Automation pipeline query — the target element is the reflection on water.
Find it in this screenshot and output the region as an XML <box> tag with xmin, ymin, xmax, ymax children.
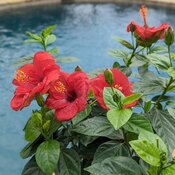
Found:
<box><xmin>0</xmin><ymin>3</ymin><xmax>175</xmax><ymax>174</ymax></box>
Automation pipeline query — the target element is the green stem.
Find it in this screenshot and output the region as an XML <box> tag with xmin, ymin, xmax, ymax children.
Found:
<box><xmin>126</xmin><ymin>45</ymin><xmax>138</xmax><ymax>67</ymax></box>
<box><xmin>110</xmin><ymin>86</ymin><xmax>115</xmax><ymax>95</ymax></box>
<box><xmin>42</xmin><ymin>38</ymin><xmax>47</xmax><ymax>51</ymax></box>
<box><xmin>134</xmin><ymin>47</ymin><xmax>145</xmax><ymax>55</ymax></box>
<box><xmin>168</xmin><ymin>45</ymin><xmax>172</xmax><ymax>67</ymax></box>
<box><xmin>154</xmin><ymin>77</ymin><xmax>173</xmax><ymax>108</ymax></box>
<box><xmin>131</xmin><ymin>32</ymin><xmax>134</xmax><ymax>48</ymax></box>
<box><xmin>89</xmin><ymin>99</ymin><xmax>97</xmax><ymax>106</ymax></box>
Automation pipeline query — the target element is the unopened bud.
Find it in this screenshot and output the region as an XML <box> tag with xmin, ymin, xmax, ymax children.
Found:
<box><xmin>104</xmin><ymin>69</ymin><xmax>114</xmax><ymax>86</ymax></box>
<box><xmin>75</xmin><ymin>65</ymin><xmax>82</xmax><ymax>71</ymax></box>
<box><xmin>36</xmin><ymin>94</ymin><xmax>45</xmax><ymax>107</ymax></box>
<box><xmin>165</xmin><ymin>26</ymin><xmax>174</xmax><ymax>46</ymax></box>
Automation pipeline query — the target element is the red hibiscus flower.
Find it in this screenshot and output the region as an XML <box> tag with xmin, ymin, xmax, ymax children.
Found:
<box><xmin>90</xmin><ymin>68</ymin><xmax>136</xmax><ymax>110</ymax></box>
<box><xmin>11</xmin><ymin>52</ymin><xmax>60</xmax><ymax>111</ymax></box>
<box><xmin>46</xmin><ymin>71</ymin><xmax>89</xmax><ymax>121</ymax></box>
<box><xmin>127</xmin><ymin>5</ymin><xmax>169</xmax><ymax>46</ymax></box>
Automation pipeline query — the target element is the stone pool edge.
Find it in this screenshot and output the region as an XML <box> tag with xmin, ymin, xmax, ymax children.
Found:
<box><xmin>1</xmin><ymin>0</ymin><xmax>175</xmax><ymax>11</ymax></box>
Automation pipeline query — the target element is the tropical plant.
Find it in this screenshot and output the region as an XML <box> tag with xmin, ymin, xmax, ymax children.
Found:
<box><xmin>11</xmin><ymin>5</ymin><xmax>175</xmax><ymax>175</ymax></box>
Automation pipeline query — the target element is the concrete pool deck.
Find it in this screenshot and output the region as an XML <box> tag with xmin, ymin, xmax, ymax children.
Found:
<box><xmin>0</xmin><ymin>0</ymin><xmax>175</xmax><ymax>11</ymax></box>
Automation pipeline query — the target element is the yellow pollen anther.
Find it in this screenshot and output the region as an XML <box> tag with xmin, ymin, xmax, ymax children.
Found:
<box><xmin>15</xmin><ymin>70</ymin><xmax>28</xmax><ymax>83</ymax></box>
<box><xmin>114</xmin><ymin>84</ymin><xmax>123</xmax><ymax>91</ymax></box>
<box><xmin>54</xmin><ymin>81</ymin><xmax>66</xmax><ymax>93</ymax></box>
<box><xmin>139</xmin><ymin>5</ymin><xmax>148</xmax><ymax>27</ymax></box>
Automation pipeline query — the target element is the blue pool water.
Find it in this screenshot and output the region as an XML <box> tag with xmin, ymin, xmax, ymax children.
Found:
<box><xmin>0</xmin><ymin>3</ymin><xmax>175</xmax><ymax>174</ymax></box>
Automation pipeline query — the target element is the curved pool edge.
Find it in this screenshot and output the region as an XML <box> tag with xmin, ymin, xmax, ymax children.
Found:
<box><xmin>1</xmin><ymin>0</ymin><xmax>175</xmax><ymax>11</ymax></box>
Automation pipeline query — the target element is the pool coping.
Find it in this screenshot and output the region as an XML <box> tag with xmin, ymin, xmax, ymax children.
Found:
<box><xmin>1</xmin><ymin>0</ymin><xmax>175</xmax><ymax>11</ymax></box>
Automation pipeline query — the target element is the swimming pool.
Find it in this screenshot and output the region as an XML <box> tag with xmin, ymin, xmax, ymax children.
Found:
<box><xmin>0</xmin><ymin>3</ymin><xmax>175</xmax><ymax>174</ymax></box>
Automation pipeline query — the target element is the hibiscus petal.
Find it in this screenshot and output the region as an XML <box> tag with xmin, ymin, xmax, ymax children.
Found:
<box><xmin>12</xmin><ymin>64</ymin><xmax>37</xmax><ymax>86</ymax></box>
<box><xmin>10</xmin><ymin>93</ymin><xmax>30</xmax><ymax>111</ymax></box>
<box><xmin>55</xmin><ymin>102</ymin><xmax>78</xmax><ymax>121</ymax></box>
<box><xmin>33</xmin><ymin>52</ymin><xmax>56</xmax><ymax>75</ymax></box>
<box><xmin>67</xmin><ymin>71</ymin><xmax>89</xmax><ymax>97</ymax></box>
<box><xmin>46</xmin><ymin>96</ymin><xmax>69</xmax><ymax>109</ymax></box>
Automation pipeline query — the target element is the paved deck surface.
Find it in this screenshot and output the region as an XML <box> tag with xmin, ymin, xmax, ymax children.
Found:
<box><xmin>0</xmin><ymin>0</ymin><xmax>175</xmax><ymax>10</ymax></box>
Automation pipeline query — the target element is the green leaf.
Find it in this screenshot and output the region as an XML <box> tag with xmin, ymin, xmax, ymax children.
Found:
<box><xmin>12</xmin><ymin>55</ymin><xmax>33</xmax><ymax>67</ymax></box>
<box><xmin>134</xmin><ymin>72</ymin><xmax>165</xmax><ymax>95</ymax></box>
<box><xmin>24</xmin><ymin>39</ymin><xmax>40</xmax><ymax>44</ymax></box>
<box><xmin>122</xmin><ymin>93</ymin><xmax>142</xmax><ymax>106</ymax></box>
<box><xmin>139</xmin><ymin>130</ymin><xmax>168</xmax><ymax>155</ymax></box>
<box><xmin>130</xmin><ymin>56</ymin><xmax>146</xmax><ymax>67</ymax></box>
<box><xmin>148</xmin><ymin>109</ymin><xmax>175</xmax><ymax>153</ymax></box>
<box><xmin>172</xmin><ymin>53</ymin><xmax>175</xmax><ymax>61</ymax></box>
<box><xmin>138</xmin><ymin>63</ymin><xmax>148</xmax><ymax>77</ymax></box>
<box><xmin>36</xmin><ymin>140</ymin><xmax>60</xmax><ymax>175</ymax></box>
<box><xmin>72</xmin><ymin>116</ymin><xmax>115</xmax><ymax>137</ymax></box>
<box><xmin>72</xmin><ymin>105</ymin><xmax>91</xmax><ymax>125</ymax></box>
<box><xmin>149</xmin><ymin>45</ymin><xmax>166</xmax><ymax>53</ymax></box>
<box><xmin>144</xmin><ymin>101</ymin><xmax>152</xmax><ymax>113</ymax></box>
<box><xmin>123</xmin><ymin>114</ymin><xmax>153</xmax><ymax>134</ymax></box>
<box><xmin>130</xmin><ymin>140</ymin><xmax>162</xmax><ymax>166</ymax></box>
<box><xmin>103</xmin><ymin>87</ymin><xmax>125</xmax><ymax>109</ymax></box>
<box><xmin>22</xmin><ymin>157</ymin><xmax>44</xmax><ymax>175</ymax></box>
<box><xmin>167</xmin><ymin>67</ymin><xmax>175</xmax><ymax>79</ymax></box>
<box><xmin>107</xmin><ymin>108</ymin><xmax>132</xmax><ymax>130</ymax></box>
<box><xmin>147</xmin><ymin>166</ymin><xmax>160</xmax><ymax>175</ymax></box>
<box><xmin>119</xmin><ymin>66</ymin><xmax>132</xmax><ymax>77</ymax></box>
<box><xmin>42</xmin><ymin>25</ymin><xmax>56</xmax><ymax>38</ymax></box>
<box><xmin>115</xmin><ymin>37</ymin><xmax>134</xmax><ymax>49</ymax></box>
<box><xmin>167</xmin><ymin>108</ymin><xmax>175</xmax><ymax>119</ymax></box>
<box><xmin>167</xmin><ymin>84</ymin><xmax>175</xmax><ymax>92</ymax></box>
<box><xmin>25</xmin><ymin>32</ymin><xmax>42</xmax><ymax>42</ymax></box>
<box><xmin>146</xmin><ymin>54</ymin><xmax>171</xmax><ymax>71</ymax></box>
<box><xmin>48</xmin><ymin>48</ymin><xmax>59</xmax><ymax>55</ymax></box>
<box><xmin>85</xmin><ymin>156</ymin><xmax>143</xmax><ymax>175</ymax></box>
<box><xmin>57</xmin><ymin>148</ymin><xmax>81</xmax><ymax>175</ymax></box>
<box><xmin>56</xmin><ymin>57</ymin><xmax>79</xmax><ymax>63</ymax></box>
<box><xmin>162</xmin><ymin>164</ymin><xmax>175</xmax><ymax>175</ymax></box>
<box><xmin>109</xmin><ymin>49</ymin><xmax>128</xmax><ymax>59</ymax></box>
<box><xmin>88</xmin><ymin>69</ymin><xmax>104</xmax><ymax>79</ymax></box>
<box><xmin>45</xmin><ymin>34</ymin><xmax>56</xmax><ymax>46</ymax></box>
<box><xmin>79</xmin><ymin>135</ymin><xmax>98</xmax><ymax>146</ymax></box>
<box><xmin>92</xmin><ymin>141</ymin><xmax>129</xmax><ymax>164</ymax></box>
<box><xmin>25</xmin><ymin>112</ymin><xmax>42</xmax><ymax>142</ymax></box>
<box><xmin>20</xmin><ymin>136</ymin><xmax>42</xmax><ymax>159</ymax></box>
<box><xmin>42</xmin><ymin>120</ymin><xmax>51</xmax><ymax>132</ymax></box>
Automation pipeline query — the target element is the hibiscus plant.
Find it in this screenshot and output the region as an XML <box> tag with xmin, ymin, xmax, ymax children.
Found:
<box><xmin>11</xmin><ymin>5</ymin><xmax>175</xmax><ymax>175</ymax></box>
